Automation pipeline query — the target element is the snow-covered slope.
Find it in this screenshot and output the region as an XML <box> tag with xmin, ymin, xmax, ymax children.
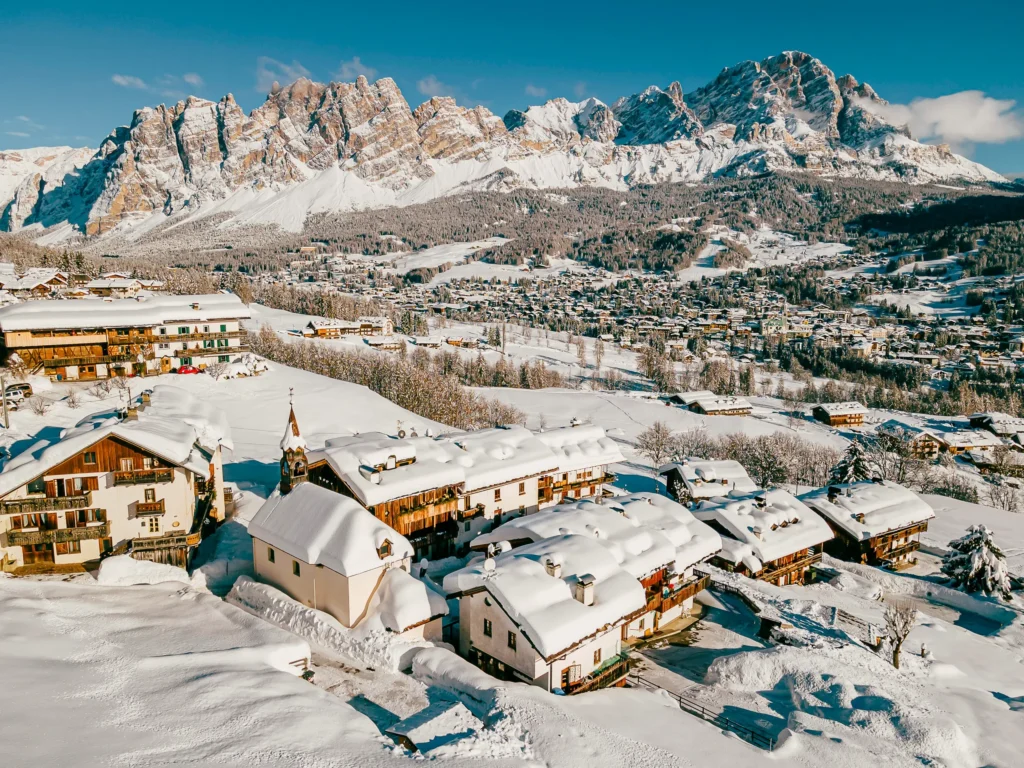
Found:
<box><xmin>1</xmin><ymin>51</ymin><xmax>1004</xmax><ymax>238</ymax></box>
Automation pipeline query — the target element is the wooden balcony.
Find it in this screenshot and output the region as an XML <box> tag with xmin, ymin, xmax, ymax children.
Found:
<box><xmin>7</xmin><ymin>521</ymin><xmax>109</xmax><ymax>546</ymax></box>
<box><xmin>135</xmin><ymin>500</ymin><xmax>165</xmax><ymax>516</ymax></box>
<box><xmin>659</xmin><ymin>573</ymin><xmax>711</xmax><ymax>613</ymax></box>
<box><xmin>113</xmin><ymin>468</ymin><xmax>174</xmax><ymax>486</ymax></box>
<box><xmin>2</xmin><ymin>492</ymin><xmax>91</xmax><ymax>515</ymax></box>
<box><xmin>130</xmin><ymin>530</ymin><xmax>201</xmax><ymax>552</ymax></box>
<box><xmin>42</xmin><ymin>354</ymin><xmax>136</xmax><ymax>369</ymax></box>
<box><xmin>566</xmin><ymin>653</ymin><xmax>631</xmax><ymax>695</ymax></box>
<box><xmin>757</xmin><ymin>549</ymin><xmax>822</xmax><ymax>584</ymax></box>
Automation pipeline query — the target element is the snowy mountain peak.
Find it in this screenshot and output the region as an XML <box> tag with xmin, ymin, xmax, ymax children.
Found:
<box><xmin>0</xmin><ymin>51</ymin><xmax>1006</xmax><ymax>239</ymax></box>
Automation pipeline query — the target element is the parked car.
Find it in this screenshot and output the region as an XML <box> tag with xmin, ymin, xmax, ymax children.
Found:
<box><xmin>5</xmin><ymin>382</ymin><xmax>32</xmax><ymax>398</ymax></box>
<box><xmin>4</xmin><ymin>389</ymin><xmax>26</xmax><ymax>407</ymax></box>
<box><xmin>176</xmin><ymin>365</ymin><xmax>201</xmax><ymax>374</ymax></box>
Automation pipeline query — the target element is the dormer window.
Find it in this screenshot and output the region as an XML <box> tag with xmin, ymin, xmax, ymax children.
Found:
<box><xmin>377</xmin><ymin>539</ymin><xmax>393</xmax><ymax>559</ymax></box>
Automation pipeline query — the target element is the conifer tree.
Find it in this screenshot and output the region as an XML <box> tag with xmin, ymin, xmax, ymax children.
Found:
<box><xmin>941</xmin><ymin>525</ymin><xmax>1013</xmax><ymax>600</ymax></box>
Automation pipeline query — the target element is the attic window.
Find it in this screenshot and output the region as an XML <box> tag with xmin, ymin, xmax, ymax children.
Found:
<box><xmin>377</xmin><ymin>539</ymin><xmax>393</xmax><ymax>559</ymax></box>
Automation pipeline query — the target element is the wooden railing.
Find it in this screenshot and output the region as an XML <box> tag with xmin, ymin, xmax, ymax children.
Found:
<box><xmin>629</xmin><ymin>673</ymin><xmax>775</xmax><ymax>751</ymax></box>
<box><xmin>660</xmin><ymin>573</ymin><xmax>711</xmax><ymax>613</ymax></box>
<box><xmin>135</xmin><ymin>500</ymin><xmax>165</xmax><ymax>515</ymax></box>
<box><xmin>2</xmin><ymin>492</ymin><xmax>91</xmax><ymax>515</ymax></box>
<box><xmin>567</xmin><ymin>653</ymin><xmax>631</xmax><ymax>694</ymax></box>
<box><xmin>113</xmin><ymin>468</ymin><xmax>174</xmax><ymax>486</ymax></box>
<box><xmin>42</xmin><ymin>354</ymin><xmax>136</xmax><ymax>368</ymax></box>
<box><xmin>7</xmin><ymin>522</ymin><xmax>109</xmax><ymax>546</ymax></box>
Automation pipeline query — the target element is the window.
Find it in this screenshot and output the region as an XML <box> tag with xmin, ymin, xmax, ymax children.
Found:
<box><xmin>143</xmin><ymin>458</ymin><xmax>153</xmax><ymax>470</ymax></box>
<box><xmin>268</xmin><ymin>547</ymin><xmax>275</xmax><ymax>563</ymax></box>
<box><xmin>464</xmin><ymin>521</ymin><xmax>471</xmax><ymax>531</ymax></box>
<box><xmin>518</xmin><ymin>482</ymin><xmax>525</xmax><ymax>496</ymax></box>
<box><xmin>203</xmin><ymin>325</ymin><xmax>210</xmax><ymax>333</ymax></box>
<box><xmin>507</xmin><ymin>631</ymin><xmax>517</xmax><ymax>651</ymax></box>
<box><xmin>639</xmin><ymin>618</ymin><xmax>645</xmax><ymax>630</ymax></box>
<box><xmin>292</xmin><ymin>560</ymin><xmax>301</xmax><ymax>577</ymax></box>
<box><xmin>55</xmin><ymin>541</ymin><xmax>81</xmax><ymax>556</ymax></box>
<box><xmin>483</xmin><ymin>618</ymin><xmax>492</xmax><ymax>637</ymax></box>
<box><xmin>159</xmin><ymin>343</ymin><xmax>169</xmax><ymax>350</ymax></box>
<box><xmin>220</xmin><ymin>324</ymin><xmax>227</xmax><ymax>332</ymax></box>
<box><xmin>593</xmin><ymin>648</ymin><xmax>602</xmax><ymax>665</ymax></box>
<box><xmin>178</xmin><ymin>326</ymin><xmax>189</xmax><ymax>335</ymax></box>
<box><xmin>120</xmin><ymin>458</ymin><xmax>133</xmax><ymax>472</ymax></box>
<box><xmin>144</xmin><ymin>488</ymin><xmax>156</xmax><ymax>502</ymax></box>
<box><xmin>147</xmin><ymin>518</ymin><xmax>160</xmax><ymax>533</ymax></box>
<box><xmin>218</xmin><ymin>355</ymin><xmax>230</xmax><ymax>363</ymax></box>
<box><xmin>494</xmin><ymin>488</ymin><xmax>501</xmax><ymax>502</ymax></box>
<box><xmin>27</xmin><ymin>478</ymin><xmax>45</xmax><ymax>494</ymax></box>
<box><xmin>83</xmin><ymin>451</ymin><xmax>97</xmax><ymax>465</ymax></box>
<box><xmin>159</xmin><ymin>328</ymin><xmax>167</xmax><ymax>335</ymax></box>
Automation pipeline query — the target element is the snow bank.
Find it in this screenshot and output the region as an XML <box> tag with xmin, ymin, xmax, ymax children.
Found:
<box><xmin>95</xmin><ymin>555</ymin><xmax>191</xmax><ymax>586</ymax></box>
<box><xmin>705</xmin><ymin>643</ymin><xmax>980</xmax><ymax>767</ymax></box>
<box><xmin>409</xmin><ymin>646</ymin><xmax>504</xmax><ymax>712</ymax></box>
<box><xmin>226</xmin><ymin>576</ymin><xmax>438</xmax><ymax>671</ymax></box>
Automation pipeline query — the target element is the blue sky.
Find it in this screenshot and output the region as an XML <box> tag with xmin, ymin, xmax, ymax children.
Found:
<box><xmin>3</xmin><ymin>1</ymin><xmax>1022</xmax><ymax>175</ymax></box>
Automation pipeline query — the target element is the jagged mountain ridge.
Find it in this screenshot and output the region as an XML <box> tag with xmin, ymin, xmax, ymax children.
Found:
<box><xmin>0</xmin><ymin>51</ymin><xmax>1004</xmax><ymax>238</ymax></box>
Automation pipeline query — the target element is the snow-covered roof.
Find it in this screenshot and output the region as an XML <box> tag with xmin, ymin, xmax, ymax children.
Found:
<box><xmin>535</xmin><ymin>424</ymin><xmax>623</xmax><ymax>473</ymax></box>
<box><xmin>442</xmin><ymin>426</ymin><xmax>558</xmax><ymax>492</ymax></box>
<box><xmin>248</xmin><ymin>483</ymin><xmax>412</xmax><ymax>577</ymax></box>
<box><xmin>800</xmin><ymin>480</ymin><xmax>934</xmax><ymax>540</ymax></box>
<box><xmin>471</xmin><ymin>492</ymin><xmax>721</xmax><ymax>576</ymax></box>
<box><xmin>306</xmin><ymin>318</ymin><xmax>360</xmax><ymax>329</ymax></box>
<box><xmin>0</xmin><ymin>293</ymin><xmax>249</xmax><ymax>331</ymax></box>
<box><xmin>660</xmin><ymin>459</ymin><xmax>759</xmax><ymax>500</ymax></box>
<box><xmin>308</xmin><ymin>433</ymin><xmax>464</xmax><ymax>508</ymax></box>
<box><xmin>369</xmin><ymin>567</ymin><xmax>449</xmax><ymax>633</ymax></box>
<box><xmin>814</xmin><ymin>401</ymin><xmax>868</xmax><ymax>416</ymax></box>
<box><xmin>689</xmin><ymin>395</ymin><xmax>752</xmax><ymax>413</ymax></box>
<box><xmin>385</xmin><ymin>700</ymin><xmax>481</xmax><ymax>752</ymax></box>
<box><xmin>693</xmin><ymin>488</ymin><xmax>833</xmax><ymax>571</ymax></box>
<box><xmin>280</xmin><ymin>407</ymin><xmax>306</xmax><ymax>452</ymax></box>
<box><xmin>0</xmin><ymin>385</ymin><xmax>230</xmax><ymax>498</ymax></box>
<box><xmin>443</xmin><ymin>533</ymin><xmax>645</xmax><ymax>659</ymax></box>
<box><xmin>674</xmin><ymin>390</ymin><xmax>717</xmax><ymax>406</ymax></box>
<box><xmin>937</xmin><ymin>429</ymin><xmax>1003</xmax><ymax>450</ymax></box>
<box><xmin>85</xmin><ymin>278</ymin><xmax>141</xmax><ymax>289</ymax></box>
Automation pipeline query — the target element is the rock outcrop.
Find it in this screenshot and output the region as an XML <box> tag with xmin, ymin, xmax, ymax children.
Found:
<box><xmin>0</xmin><ymin>51</ymin><xmax>1004</xmax><ymax>237</ymax></box>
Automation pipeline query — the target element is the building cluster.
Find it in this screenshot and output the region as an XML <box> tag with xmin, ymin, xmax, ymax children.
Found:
<box><xmin>266</xmin><ymin>251</ymin><xmax>1024</xmax><ymax>382</ymax></box>
<box><xmin>0</xmin><ymin>265</ymin><xmax>164</xmax><ymax>300</ymax></box>
<box><xmin>0</xmin><ymin>293</ymin><xmax>250</xmax><ymax>380</ymax></box>
<box><xmin>660</xmin><ymin>457</ymin><xmax>935</xmax><ymax>582</ymax></box>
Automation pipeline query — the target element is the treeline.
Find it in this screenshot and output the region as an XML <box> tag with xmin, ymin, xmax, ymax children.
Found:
<box><xmin>247</xmin><ymin>326</ymin><xmax>527</xmax><ymax>431</ymax></box>
<box><xmin>248</xmin><ymin>282</ymin><xmax>384</xmax><ymax>321</ymax></box>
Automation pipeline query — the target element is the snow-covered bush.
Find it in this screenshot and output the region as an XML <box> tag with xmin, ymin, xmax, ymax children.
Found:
<box><xmin>941</xmin><ymin>525</ymin><xmax>1013</xmax><ymax>600</ymax></box>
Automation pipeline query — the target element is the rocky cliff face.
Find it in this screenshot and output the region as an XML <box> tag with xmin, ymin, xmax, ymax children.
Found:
<box><xmin>0</xmin><ymin>51</ymin><xmax>1004</xmax><ymax>237</ymax></box>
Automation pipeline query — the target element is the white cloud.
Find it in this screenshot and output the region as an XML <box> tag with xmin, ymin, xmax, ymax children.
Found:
<box><xmin>417</xmin><ymin>75</ymin><xmax>455</xmax><ymax>98</ymax></box>
<box><xmin>6</xmin><ymin>131</ymin><xmax>30</xmax><ymax>138</ymax></box>
<box><xmin>256</xmin><ymin>57</ymin><xmax>311</xmax><ymax>92</ymax></box>
<box><xmin>573</xmin><ymin>82</ymin><xmax>588</xmax><ymax>99</ymax></box>
<box><xmin>335</xmin><ymin>56</ymin><xmax>377</xmax><ymax>81</ymax></box>
<box><xmin>525</xmin><ymin>84</ymin><xmax>547</xmax><ymax>98</ymax></box>
<box><xmin>183</xmin><ymin>73</ymin><xmax>204</xmax><ymax>87</ymax></box>
<box><xmin>859</xmin><ymin>91</ymin><xmax>1024</xmax><ymax>149</ymax></box>
<box><xmin>112</xmin><ymin>74</ymin><xmax>148</xmax><ymax>89</ymax></box>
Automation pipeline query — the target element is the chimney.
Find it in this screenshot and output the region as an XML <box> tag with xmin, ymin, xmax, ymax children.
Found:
<box><xmin>545</xmin><ymin>559</ymin><xmax>562</xmax><ymax>579</ymax></box>
<box><xmin>754</xmin><ymin>492</ymin><xmax>767</xmax><ymax>509</ymax></box>
<box><xmin>191</xmin><ymin>302</ymin><xmax>200</xmax><ymax>310</ymax></box>
<box><xmin>854</xmin><ymin>512</ymin><xmax>866</xmax><ymax>523</ymax></box>
<box><xmin>141</xmin><ymin>391</ymin><xmax>151</xmax><ymax>405</ymax></box>
<box><xmin>124</xmin><ymin>406</ymin><xmax>139</xmax><ymax>421</ymax></box>
<box><xmin>574</xmin><ymin>575</ymin><xmax>595</xmax><ymax>606</ymax></box>
<box><xmin>827</xmin><ymin>485</ymin><xmax>841</xmax><ymax>502</ymax></box>
<box><xmin>752</xmin><ymin>526</ymin><xmax>763</xmax><ymax>540</ymax></box>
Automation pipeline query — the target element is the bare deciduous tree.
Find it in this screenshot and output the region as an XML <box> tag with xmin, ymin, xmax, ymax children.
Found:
<box><xmin>64</xmin><ymin>388</ymin><xmax>81</xmax><ymax>409</ymax></box>
<box><xmin>636</xmin><ymin>421</ymin><xmax>675</xmax><ymax>468</ymax></box>
<box><xmin>884</xmin><ymin>599</ymin><xmax>917</xmax><ymax>669</ymax></box>
<box><xmin>28</xmin><ymin>396</ymin><xmax>50</xmax><ymax>416</ymax></box>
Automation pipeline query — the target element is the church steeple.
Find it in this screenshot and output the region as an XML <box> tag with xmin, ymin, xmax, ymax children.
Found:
<box><xmin>280</xmin><ymin>389</ymin><xmax>308</xmax><ymax>494</ymax></box>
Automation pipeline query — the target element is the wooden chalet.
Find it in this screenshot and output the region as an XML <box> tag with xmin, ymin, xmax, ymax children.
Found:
<box><xmin>801</xmin><ymin>481</ymin><xmax>935</xmax><ymax>570</ymax></box>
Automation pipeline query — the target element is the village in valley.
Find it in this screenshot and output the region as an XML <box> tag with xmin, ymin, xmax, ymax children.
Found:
<box><xmin>0</xmin><ymin>233</ymin><xmax>1022</xmax><ymax>768</ymax></box>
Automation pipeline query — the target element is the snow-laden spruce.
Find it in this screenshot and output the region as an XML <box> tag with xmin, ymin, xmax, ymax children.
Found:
<box><xmin>829</xmin><ymin>439</ymin><xmax>872</xmax><ymax>485</ymax></box>
<box><xmin>940</xmin><ymin>525</ymin><xmax>1014</xmax><ymax>600</ymax></box>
